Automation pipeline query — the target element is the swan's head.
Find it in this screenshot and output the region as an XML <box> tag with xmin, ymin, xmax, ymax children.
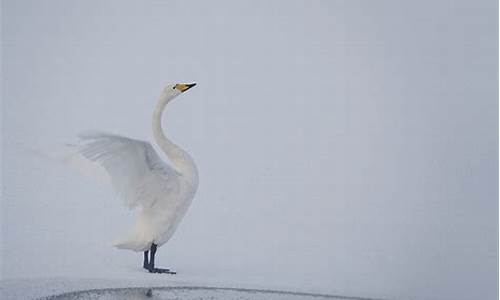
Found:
<box><xmin>162</xmin><ymin>83</ymin><xmax>197</xmax><ymax>101</ymax></box>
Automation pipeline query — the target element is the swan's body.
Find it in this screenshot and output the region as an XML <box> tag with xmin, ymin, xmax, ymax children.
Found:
<box><xmin>75</xmin><ymin>83</ymin><xmax>198</xmax><ymax>273</ymax></box>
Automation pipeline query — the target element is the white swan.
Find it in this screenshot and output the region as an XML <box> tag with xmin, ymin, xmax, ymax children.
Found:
<box><xmin>75</xmin><ymin>83</ymin><xmax>198</xmax><ymax>274</ymax></box>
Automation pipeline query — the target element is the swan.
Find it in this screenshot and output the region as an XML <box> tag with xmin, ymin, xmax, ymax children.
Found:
<box><xmin>75</xmin><ymin>83</ymin><xmax>198</xmax><ymax>274</ymax></box>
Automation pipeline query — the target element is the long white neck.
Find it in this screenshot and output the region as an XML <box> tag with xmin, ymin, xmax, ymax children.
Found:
<box><xmin>152</xmin><ymin>92</ymin><xmax>198</xmax><ymax>187</ymax></box>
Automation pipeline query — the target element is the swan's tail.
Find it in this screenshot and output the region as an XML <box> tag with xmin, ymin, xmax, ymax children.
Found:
<box><xmin>113</xmin><ymin>214</ymin><xmax>154</xmax><ymax>252</ymax></box>
<box><xmin>113</xmin><ymin>236</ymin><xmax>152</xmax><ymax>252</ymax></box>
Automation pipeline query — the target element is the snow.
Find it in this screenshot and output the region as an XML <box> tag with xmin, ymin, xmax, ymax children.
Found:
<box><xmin>1</xmin><ymin>279</ymin><xmax>378</xmax><ymax>300</ymax></box>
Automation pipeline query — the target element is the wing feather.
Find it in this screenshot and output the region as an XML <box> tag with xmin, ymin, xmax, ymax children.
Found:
<box><xmin>76</xmin><ymin>131</ymin><xmax>178</xmax><ymax>209</ymax></box>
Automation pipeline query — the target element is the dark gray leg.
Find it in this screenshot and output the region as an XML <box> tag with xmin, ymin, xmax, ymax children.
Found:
<box><xmin>143</xmin><ymin>251</ymin><xmax>149</xmax><ymax>269</ymax></box>
<box><xmin>147</xmin><ymin>243</ymin><xmax>176</xmax><ymax>274</ymax></box>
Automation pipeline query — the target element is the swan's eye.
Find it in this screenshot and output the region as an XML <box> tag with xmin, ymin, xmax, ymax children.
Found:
<box><xmin>172</xmin><ymin>86</ymin><xmax>176</xmax><ymax>90</ymax></box>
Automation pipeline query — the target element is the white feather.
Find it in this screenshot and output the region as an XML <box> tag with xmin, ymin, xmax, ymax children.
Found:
<box><xmin>76</xmin><ymin>131</ymin><xmax>180</xmax><ymax>209</ymax></box>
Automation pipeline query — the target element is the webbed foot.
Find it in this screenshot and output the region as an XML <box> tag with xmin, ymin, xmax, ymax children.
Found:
<box><xmin>147</xmin><ymin>267</ymin><xmax>176</xmax><ymax>274</ymax></box>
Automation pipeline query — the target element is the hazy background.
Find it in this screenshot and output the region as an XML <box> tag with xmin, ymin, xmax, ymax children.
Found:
<box><xmin>1</xmin><ymin>1</ymin><xmax>498</xmax><ymax>300</ymax></box>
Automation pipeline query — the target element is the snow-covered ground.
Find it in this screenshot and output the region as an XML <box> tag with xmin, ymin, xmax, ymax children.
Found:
<box><xmin>1</xmin><ymin>278</ymin><xmax>380</xmax><ymax>300</ymax></box>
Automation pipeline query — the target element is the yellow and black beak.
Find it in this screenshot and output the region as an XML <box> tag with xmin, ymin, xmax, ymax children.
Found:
<box><xmin>175</xmin><ymin>83</ymin><xmax>197</xmax><ymax>93</ymax></box>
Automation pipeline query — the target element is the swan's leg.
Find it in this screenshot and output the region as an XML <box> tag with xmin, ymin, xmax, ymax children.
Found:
<box><xmin>143</xmin><ymin>251</ymin><xmax>149</xmax><ymax>269</ymax></box>
<box><xmin>147</xmin><ymin>243</ymin><xmax>176</xmax><ymax>274</ymax></box>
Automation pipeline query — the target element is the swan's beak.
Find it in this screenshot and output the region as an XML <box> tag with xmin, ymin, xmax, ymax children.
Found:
<box><xmin>176</xmin><ymin>83</ymin><xmax>197</xmax><ymax>93</ymax></box>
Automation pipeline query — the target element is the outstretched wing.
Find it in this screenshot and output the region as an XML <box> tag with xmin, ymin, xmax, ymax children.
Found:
<box><xmin>76</xmin><ymin>131</ymin><xmax>179</xmax><ymax>209</ymax></box>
